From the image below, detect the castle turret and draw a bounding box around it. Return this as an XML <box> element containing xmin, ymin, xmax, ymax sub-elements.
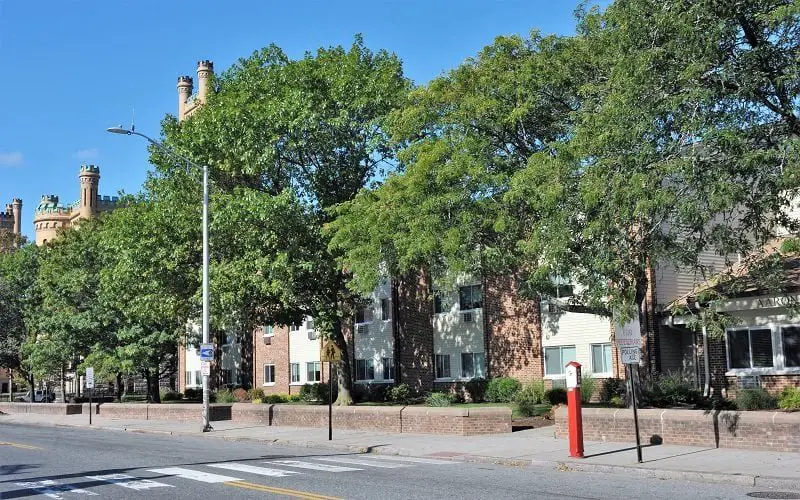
<box><xmin>177</xmin><ymin>75</ymin><xmax>193</xmax><ymax>121</ymax></box>
<box><xmin>196</xmin><ymin>60</ymin><xmax>214</xmax><ymax>104</ymax></box>
<box><xmin>78</xmin><ymin>164</ymin><xmax>100</xmax><ymax>220</ymax></box>
<box><xmin>11</xmin><ymin>198</ymin><xmax>21</xmax><ymax>235</ymax></box>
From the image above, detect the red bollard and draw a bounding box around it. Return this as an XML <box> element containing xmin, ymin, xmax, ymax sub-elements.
<box><xmin>565</xmin><ymin>361</ymin><xmax>584</xmax><ymax>458</ymax></box>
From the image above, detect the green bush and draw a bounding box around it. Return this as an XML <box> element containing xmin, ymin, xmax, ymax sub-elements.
<box><xmin>778</xmin><ymin>387</ymin><xmax>800</xmax><ymax>410</ymax></box>
<box><xmin>300</xmin><ymin>383</ymin><xmax>336</xmax><ymax>404</ymax></box>
<box><xmin>736</xmin><ymin>388</ymin><xmax>777</xmax><ymax>410</ymax></box>
<box><xmin>426</xmin><ymin>391</ymin><xmax>455</xmax><ymax>407</ymax></box>
<box><xmin>388</xmin><ymin>383</ymin><xmax>411</xmax><ymax>404</ymax></box>
<box><xmin>609</xmin><ymin>395</ymin><xmax>625</xmax><ymax>408</ymax></box>
<box><xmin>639</xmin><ymin>373</ymin><xmax>701</xmax><ymax>408</ymax></box>
<box><xmin>183</xmin><ymin>388</ymin><xmax>201</xmax><ymax>400</ymax></box>
<box><xmin>120</xmin><ymin>394</ymin><xmax>146</xmax><ymax>403</ymax></box>
<box><xmin>248</xmin><ymin>388</ymin><xmax>265</xmax><ymax>401</ymax></box>
<box><xmin>580</xmin><ymin>373</ymin><xmax>596</xmax><ymax>404</ymax></box>
<box><xmin>515</xmin><ymin>381</ymin><xmax>546</xmax><ymax>417</ymax></box>
<box><xmin>600</xmin><ymin>378</ymin><xmax>627</xmax><ymax>405</ymax></box>
<box><xmin>464</xmin><ymin>378</ymin><xmax>488</xmax><ymax>402</ymax></box>
<box><xmin>216</xmin><ymin>389</ymin><xmax>237</xmax><ymax>403</ymax></box>
<box><xmin>485</xmin><ymin>377</ymin><xmax>522</xmax><ymax>403</ymax></box>
<box><xmin>353</xmin><ymin>383</ymin><xmax>388</xmax><ymax>403</ymax></box>
<box><xmin>160</xmin><ymin>390</ymin><xmax>181</xmax><ymax>402</ymax></box>
<box><xmin>288</xmin><ymin>394</ymin><xmax>302</xmax><ymax>402</ymax></box>
<box><xmin>545</xmin><ymin>388</ymin><xmax>567</xmax><ymax>405</ymax></box>
<box><xmin>265</xmin><ymin>394</ymin><xmax>289</xmax><ymax>404</ymax></box>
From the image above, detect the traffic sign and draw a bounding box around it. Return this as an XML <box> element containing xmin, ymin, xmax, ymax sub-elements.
<box><xmin>619</xmin><ymin>346</ymin><xmax>641</xmax><ymax>364</ymax></box>
<box><xmin>614</xmin><ymin>316</ymin><xmax>641</xmax><ymax>347</ymax></box>
<box><xmin>199</xmin><ymin>343</ymin><xmax>215</xmax><ymax>361</ymax></box>
<box><xmin>85</xmin><ymin>367</ymin><xmax>95</xmax><ymax>389</ymax></box>
<box><xmin>320</xmin><ymin>340</ymin><xmax>343</xmax><ymax>362</ymax></box>
<box><xmin>201</xmin><ymin>361</ymin><xmax>211</xmax><ymax>377</ymax></box>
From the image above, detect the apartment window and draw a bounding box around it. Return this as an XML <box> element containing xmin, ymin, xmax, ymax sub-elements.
<box><xmin>728</xmin><ymin>328</ymin><xmax>774</xmax><ymax>369</ymax></box>
<box><xmin>263</xmin><ymin>364</ymin><xmax>275</xmax><ymax>385</ymax></box>
<box><xmin>381</xmin><ymin>357</ymin><xmax>395</xmax><ymax>380</ymax></box>
<box><xmin>355</xmin><ymin>306</ymin><xmax>373</xmax><ymax>324</ymax></box>
<box><xmin>782</xmin><ymin>326</ymin><xmax>800</xmax><ymax>367</ymax></box>
<box><xmin>221</xmin><ymin>368</ymin><xmax>239</xmax><ymax>386</ymax></box>
<box><xmin>545</xmin><ymin>346</ymin><xmax>576</xmax><ymax>376</ymax></box>
<box><xmin>289</xmin><ymin>324</ymin><xmax>299</xmax><ymax>332</ymax></box>
<box><xmin>263</xmin><ymin>325</ymin><xmax>274</xmax><ymax>337</ymax></box>
<box><xmin>194</xmin><ymin>371</ymin><xmax>202</xmax><ymax>386</ymax></box>
<box><xmin>184</xmin><ymin>371</ymin><xmax>192</xmax><ymax>387</ymax></box>
<box><xmin>380</xmin><ymin>298</ymin><xmax>390</xmax><ymax>321</ymax></box>
<box><xmin>356</xmin><ymin>359</ymin><xmax>374</xmax><ymax>381</ymax></box>
<box><xmin>435</xmin><ymin>354</ymin><xmax>451</xmax><ymax>379</ymax></box>
<box><xmin>459</xmin><ymin>284</ymin><xmax>483</xmax><ymax>310</ymax></box>
<box><xmin>460</xmin><ymin>352</ymin><xmax>485</xmax><ymax>379</ymax></box>
<box><xmin>307</xmin><ymin>362</ymin><xmax>321</xmax><ymax>382</ymax></box>
<box><xmin>591</xmin><ymin>343</ymin><xmax>613</xmax><ymax>374</ymax></box>
<box><xmin>290</xmin><ymin>363</ymin><xmax>301</xmax><ymax>383</ymax></box>
<box><xmin>433</xmin><ymin>291</ymin><xmax>451</xmax><ymax>314</ymax></box>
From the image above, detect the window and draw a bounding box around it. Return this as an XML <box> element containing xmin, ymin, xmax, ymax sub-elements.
<box><xmin>591</xmin><ymin>343</ymin><xmax>613</xmax><ymax>374</ymax></box>
<box><xmin>263</xmin><ymin>325</ymin><xmax>274</xmax><ymax>337</ymax></box>
<box><xmin>194</xmin><ymin>371</ymin><xmax>202</xmax><ymax>386</ymax></box>
<box><xmin>460</xmin><ymin>352</ymin><xmax>485</xmax><ymax>379</ymax></box>
<box><xmin>307</xmin><ymin>362</ymin><xmax>321</xmax><ymax>382</ymax></box>
<box><xmin>380</xmin><ymin>298</ymin><xmax>390</xmax><ymax>321</ymax></box>
<box><xmin>356</xmin><ymin>359</ymin><xmax>374</xmax><ymax>381</ymax></box>
<box><xmin>263</xmin><ymin>364</ymin><xmax>275</xmax><ymax>385</ymax></box>
<box><xmin>306</xmin><ymin>319</ymin><xmax>315</xmax><ymax>331</ymax></box>
<box><xmin>781</xmin><ymin>326</ymin><xmax>800</xmax><ymax>368</ymax></box>
<box><xmin>727</xmin><ymin>328</ymin><xmax>774</xmax><ymax>369</ymax></box>
<box><xmin>308</xmin><ymin>329</ymin><xmax>318</xmax><ymax>340</ymax></box>
<box><xmin>290</xmin><ymin>363</ymin><xmax>301</xmax><ymax>383</ymax></box>
<box><xmin>381</xmin><ymin>357</ymin><xmax>395</xmax><ymax>380</ymax></box>
<box><xmin>221</xmin><ymin>368</ymin><xmax>239</xmax><ymax>386</ymax></box>
<box><xmin>355</xmin><ymin>306</ymin><xmax>373</xmax><ymax>324</ymax></box>
<box><xmin>184</xmin><ymin>371</ymin><xmax>192</xmax><ymax>387</ymax></box>
<box><xmin>289</xmin><ymin>324</ymin><xmax>299</xmax><ymax>332</ymax></box>
<box><xmin>435</xmin><ymin>354</ymin><xmax>451</xmax><ymax>379</ymax></box>
<box><xmin>459</xmin><ymin>284</ymin><xmax>483</xmax><ymax>310</ymax></box>
<box><xmin>545</xmin><ymin>346</ymin><xmax>576</xmax><ymax>376</ymax></box>
<box><xmin>433</xmin><ymin>291</ymin><xmax>451</xmax><ymax>314</ymax></box>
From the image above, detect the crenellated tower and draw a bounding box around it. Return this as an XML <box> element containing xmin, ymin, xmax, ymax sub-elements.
<box><xmin>177</xmin><ymin>75</ymin><xmax>193</xmax><ymax>121</ymax></box>
<box><xmin>177</xmin><ymin>59</ymin><xmax>214</xmax><ymax>122</ymax></box>
<box><xmin>78</xmin><ymin>164</ymin><xmax>100</xmax><ymax>220</ymax></box>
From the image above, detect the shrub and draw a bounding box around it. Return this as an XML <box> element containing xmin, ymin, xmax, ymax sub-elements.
<box><xmin>216</xmin><ymin>389</ymin><xmax>237</xmax><ymax>403</ymax></box>
<box><xmin>600</xmin><ymin>378</ymin><xmax>627</xmax><ymax>405</ymax></box>
<box><xmin>426</xmin><ymin>391</ymin><xmax>455</xmax><ymax>407</ymax></box>
<box><xmin>266</xmin><ymin>394</ymin><xmax>289</xmax><ymax>404</ymax></box>
<box><xmin>580</xmin><ymin>373</ymin><xmax>596</xmax><ymax>404</ymax></box>
<box><xmin>464</xmin><ymin>378</ymin><xmax>488</xmax><ymax>402</ymax></box>
<box><xmin>248</xmin><ymin>388</ymin><xmax>265</xmax><ymax>401</ymax></box>
<box><xmin>388</xmin><ymin>383</ymin><xmax>411</xmax><ymax>404</ymax></box>
<box><xmin>232</xmin><ymin>387</ymin><xmax>249</xmax><ymax>402</ymax></box>
<box><xmin>300</xmin><ymin>383</ymin><xmax>336</xmax><ymax>404</ymax></box>
<box><xmin>485</xmin><ymin>377</ymin><xmax>522</xmax><ymax>403</ymax></box>
<box><xmin>120</xmin><ymin>394</ymin><xmax>146</xmax><ymax>403</ymax></box>
<box><xmin>252</xmin><ymin>398</ymin><xmax>264</xmax><ymax>404</ymax></box>
<box><xmin>545</xmin><ymin>388</ymin><xmax>567</xmax><ymax>405</ymax></box>
<box><xmin>736</xmin><ymin>388</ymin><xmax>777</xmax><ymax>410</ymax></box>
<box><xmin>609</xmin><ymin>396</ymin><xmax>625</xmax><ymax>408</ymax></box>
<box><xmin>778</xmin><ymin>387</ymin><xmax>800</xmax><ymax>410</ymax></box>
<box><xmin>353</xmin><ymin>383</ymin><xmax>388</xmax><ymax>403</ymax></box>
<box><xmin>183</xmin><ymin>388</ymin><xmax>201</xmax><ymax>400</ymax></box>
<box><xmin>639</xmin><ymin>373</ymin><xmax>701</xmax><ymax>408</ymax></box>
<box><xmin>288</xmin><ymin>394</ymin><xmax>302</xmax><ymax>402</ymax></box>
<box><xmin>160</xmin><ymin>390</ymin><xmax>181</xmax><ymax>402</ymax></box>
<box><xmin>515</xmin><ymin>381</ymin><xmax>546</xmax><ymax>417</ymax></box>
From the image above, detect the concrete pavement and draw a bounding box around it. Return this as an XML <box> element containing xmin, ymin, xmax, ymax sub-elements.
<box><xmin>2</xmin><ymin>410</ymin><xmax>799</xmax><ymax>491</ymax></box>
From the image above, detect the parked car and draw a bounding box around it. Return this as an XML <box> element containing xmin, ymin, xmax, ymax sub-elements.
<box><xmin>21</xmin><ymin>389</ymin><xmax>56</xmax><ymax>403</ymax></box>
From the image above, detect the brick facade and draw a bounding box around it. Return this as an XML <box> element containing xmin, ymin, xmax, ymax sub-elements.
<box><xmin>484</xmin><ymin>274</ymin><xmax>543</xmax><ymax>383</ymax></box>
<box><xmin>252</xmin><ymin>326</ymin><xmax>291</xmax><ymax>394</ymax></box>
<box><xmin>395</xmin><ymin>270</ymin><xmax>435</xmax><ymax>394</ymax></box>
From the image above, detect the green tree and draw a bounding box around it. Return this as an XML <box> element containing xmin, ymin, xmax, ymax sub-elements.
<box><xmin>151</xmin><ymin>36</ymin><xmax>410</xmax><ymax>404</ymax></box>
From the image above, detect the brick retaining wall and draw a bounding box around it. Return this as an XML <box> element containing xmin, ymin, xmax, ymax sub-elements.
<box><xmin>554</xmin><ymin>406</ymin><xmax>800</xmax><ymax>453</ymax></box>
<box><xmin>0</xmin><ymin>402</ymin><xmax>82</xmax><ymax>415</ymax></box>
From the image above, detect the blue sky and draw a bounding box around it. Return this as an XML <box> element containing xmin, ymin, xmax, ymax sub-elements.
<box><xmin>0</xmin><ymin>0</ymin><xmax>595</xmax><ymax>241</ymax></box>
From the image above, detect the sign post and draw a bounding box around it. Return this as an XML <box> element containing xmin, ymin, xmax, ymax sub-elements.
<box><xmin>614</xmin><ymin>317</ymin><xmax>643</xmax><ymax>463</ymax></box>
<box><xmin>565</xmin><ymin>361</ymin><xmax>584</xmax><ymax>458</ymax></box>
<box><xmin>85</xmin><ymin>367</ymin><xmax>94</xmax><ymax>425</ymax></box>
<box><xmin>320</xmin><ymin>340</ymin><xmax>343</xmax><ymax>441</ymax></box>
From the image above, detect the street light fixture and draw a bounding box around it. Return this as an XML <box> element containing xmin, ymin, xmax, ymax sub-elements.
<box><xmin>107</xmin><ymin>125</ymin><xmax>213</xmax><ymax>432</ymax></box>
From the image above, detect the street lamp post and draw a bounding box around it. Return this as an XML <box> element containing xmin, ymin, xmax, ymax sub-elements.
<box><xmin>107</xmin><ymin>126</ymin><xmax>213</xmax><ymax>432</ymax></box>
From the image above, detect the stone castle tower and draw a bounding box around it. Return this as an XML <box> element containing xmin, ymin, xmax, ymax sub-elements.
<box><xmin>33</xmin><ymin>165</ymin><xmax>118</xmax><ymax>245</ymax></box>
<box><xmin>177</xmin><ymin>60</ymin><xmax>214</xmax><ymax>122</ymax></box>
<box><xmin>0</xmin><ymin>198</ymin><xmax>22</xmax><ymax>249</ymax></box>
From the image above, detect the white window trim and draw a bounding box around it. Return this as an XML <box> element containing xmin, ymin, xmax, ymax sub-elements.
<box><xmin>263</xmin><ymin>326</ymin><xmax>274</xmax><ymax>337</ymax></box>
<box><xmin>458</xmin><ymin>283</ymin><xmax>483</xmax><ymax>312</ymax></box>
<box><xmin>723</xmin><ymin>323</ymin><xmax>800</xmax><ymax>376</ymax></box>
<box><xmin>590</xmin><ymin>343</ymin><xmax>613</xmax><ymax>376</ymax></box>
<box><xmin>262</xmin><ymin>364</ymin><xmax>276</xmax><ymax>386</ymax></box>
<box><xmin>544</xmin><ymin>345</ymin><xmax>576</xmax><ymax>378</ymax></box>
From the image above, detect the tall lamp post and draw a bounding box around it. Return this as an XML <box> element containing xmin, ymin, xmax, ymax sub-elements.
<box><xmin>107</xmin><ymin>126</ymin><xmax>213</xmax><ymax>432</ymax></box>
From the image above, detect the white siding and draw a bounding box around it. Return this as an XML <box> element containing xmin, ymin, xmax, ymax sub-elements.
<box><xmin>289</xmin><ymin>316</ymin><xmax>321</xmax><ymax>386</ymax></box>
<box><xmin>655</xmin><ymin>249</ymin><xmax>732</xmax><ymax>306</ymax></box>
<box><xmin>541</xmin><ymin>308</ymin><xmax>613</xmax><ymax>377</ymax></box>
<box><xmin>432</xmin><ymin>282</ymin><xmax>485</xmax><ymax>381</ymax></box>
<box><xmin>354</xmin><ymin>280</ymin><xmax>394</xmax><ymax>381</ymax></box>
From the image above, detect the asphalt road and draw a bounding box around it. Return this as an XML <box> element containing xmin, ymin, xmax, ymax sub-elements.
<box><xmin>0</xmin><ymin>423</ymin><xmax>790</xmax><ymax>500</ymax></box>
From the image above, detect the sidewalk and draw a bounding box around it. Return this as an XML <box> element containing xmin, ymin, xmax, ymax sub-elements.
<box><xmin>2</xmin><ymin>411</ymin><xmax>799</xmax><ymax>490</ymax></box>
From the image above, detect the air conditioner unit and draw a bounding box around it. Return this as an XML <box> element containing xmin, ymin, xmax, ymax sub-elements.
<box><xmin>356</xmin><ymin>324</ymin><xmax>369</xmax><ymax>335</ymax></box>
<box><xmin>737</xmin><ymin>374</ymin><xmax>761</xmax><ymax>389</ymax></box>
<box><xmin>462</xmin><ymin>312</ymin><xmax>474</xmax><ymax>323</ymax></box>
<box><xmin>263</xmin><ymin>336</ymin><xmax>272</xmax><ymax>345</ymax></box>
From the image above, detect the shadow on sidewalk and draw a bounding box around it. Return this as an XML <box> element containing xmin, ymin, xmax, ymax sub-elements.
<box><xmin>582</xmin><ymin>443</ymin><xmax>658</xmax><ymax>459</ymax></box>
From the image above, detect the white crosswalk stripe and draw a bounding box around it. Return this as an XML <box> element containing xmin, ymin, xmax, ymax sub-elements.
<box><xmin>85</xmin><ymin>473</ymin><xmax>174</xmax><ymax>491</ymax></box>
<box><xmin>147</xmin><ymin>467</ymin><xmax>242</xmax><ymax>483</ymax></box>
<box><xmin>206</xmin><ymin>462</ymin><xmax>301</xmax><ymax>477</ymax></box>
<box><xmin>315</xmin><ymin>456</ymin><xmax>411</xmax><ymax>468</ymax></box>
<box><xmin>266</xmin><ymin>460</ymin><xmax>362</xmax><ymax>472</ymax></box>
<box><xmin>362</xmin><ymin>454</ymin><xmax>455</xmax><ymax>464</ymax></box>
<box><xmin>14</xmin><ymin>480</ymin><xmax>98</xmax><ymax>498</ymax></box>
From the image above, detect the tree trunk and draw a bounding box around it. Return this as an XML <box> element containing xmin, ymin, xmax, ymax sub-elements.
<box><xmin>331</xmin><ymin>316</ymin><xmax>354</xmax><ymax>406</ymax></box>
<box><xmin>8</xmin><ymin>369</ymin><xmax>13</xmax><ymax>401</ymax></box>
<box><xmin>115</xmin><ymin>372</ymin><xmax>123</xmax><ymax>402</ymax></box>
<box><xmin>144</xmin><ymin>369</ymin><xmax>152</xmax><ymax>402</ymax></box>
<box><xmin>150</xmin><ymin>370</ymin><xmax>161</xmax><ymax>404</ymax></box>
<box><xmin>60</xmin><ymin>364</ymin><xmax>67</xmax><ymax>403</ymax></box>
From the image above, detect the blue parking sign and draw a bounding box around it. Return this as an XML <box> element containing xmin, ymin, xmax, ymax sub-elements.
<box><xmin>199</xmin><ymin>343</ymin><xmax>214</xmax><ymax>361</ymax></box>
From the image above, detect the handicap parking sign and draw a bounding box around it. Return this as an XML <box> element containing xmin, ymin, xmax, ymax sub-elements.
<box><xmin>199</xmin><ymin>343</ymin><xmax>214</xmax><ymax>361</ymax></box>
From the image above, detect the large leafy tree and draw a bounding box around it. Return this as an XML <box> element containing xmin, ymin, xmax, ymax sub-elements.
<box><xmin>151</xmin><ymin>36</ymin><xmax>410</xmax><ymax>403</ymax></box>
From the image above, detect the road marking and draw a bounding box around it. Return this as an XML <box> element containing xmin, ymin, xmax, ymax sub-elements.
<box><xmin>147</xmin><ymin>467</ymin><xmax>241</xmax><ymax>483</ymax></box>
<box><xmin>266</xmin><ymin>460</ymin><xmax>362</xmax><ymax>472</ymax></box>
<box><xmin>0</xmin><ymin>440</ymin><xmax>42</xmax><ymax>450</ymax></box>
<box><xmin>207</xmin><ymin>462</ymin><xmax>300</xmax><ymax>477</ymax></box>
<box><xmin>363</xmin><ymin>454</ymin><xmax>455</xmax><ymax>464</ymax></box>
<box><xmin>15</xmin><ymin>480</ymin><xmax>98</xmax><ymax>499</ymax></box>
<box><xmin>226</xmin><ymin>480</ymin><xmax>341</xmax><ymax>499</ymax></box>
<box><xmin>85</xmin><ymin>473</ymin><xmax>174</xmax><ymax>490</ymax></box>
<box><xmin>315</xmin><ymin>456</ymin><xmax>411</xmax><ymax>468</ymax></box>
